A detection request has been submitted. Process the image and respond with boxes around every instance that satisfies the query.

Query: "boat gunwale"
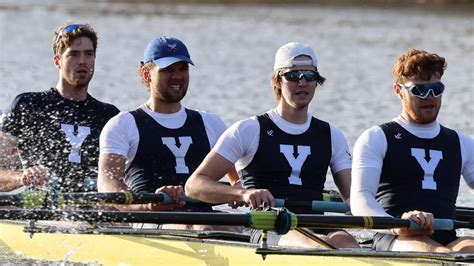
[1,219,473,264]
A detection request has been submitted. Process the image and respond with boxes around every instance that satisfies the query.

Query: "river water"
[0,0,473,262]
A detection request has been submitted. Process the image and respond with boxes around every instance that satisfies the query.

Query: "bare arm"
[224,167,241,187]
[98,153,183,211]
[0,132,22,191]
[97,153,129,193]
[332,168,351,205]
[185,150,274,209]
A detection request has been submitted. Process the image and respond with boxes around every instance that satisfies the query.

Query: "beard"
[159,87,188,103]
[65,71,93,88]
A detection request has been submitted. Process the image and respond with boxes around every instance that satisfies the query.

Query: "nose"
[170,70,182,79]
[425,89,436,99]
[78,53,87,65]
[298,76,308,86]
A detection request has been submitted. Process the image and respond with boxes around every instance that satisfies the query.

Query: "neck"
[56,81,88,101]
[147,98,182,114]
[400,113,415,124]
[399,114,437,127]
[276,103,308,124]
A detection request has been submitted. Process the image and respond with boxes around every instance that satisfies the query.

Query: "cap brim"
[153,56,194,69]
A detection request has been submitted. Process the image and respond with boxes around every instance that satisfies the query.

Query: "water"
[0,0,473,262]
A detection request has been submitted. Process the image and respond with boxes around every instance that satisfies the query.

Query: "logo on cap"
[143,36,194,69]
[167,43,178,52]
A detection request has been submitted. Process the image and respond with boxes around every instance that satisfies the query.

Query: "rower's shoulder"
[88,96,120,117]
[194,109,224,123]
[4,89,55,115]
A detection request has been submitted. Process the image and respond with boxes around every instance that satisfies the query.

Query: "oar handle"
[408,219,470,231]
[158,193,200,204]
[274,199,349,213]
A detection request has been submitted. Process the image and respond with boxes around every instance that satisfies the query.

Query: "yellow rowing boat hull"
[0,222,470,265]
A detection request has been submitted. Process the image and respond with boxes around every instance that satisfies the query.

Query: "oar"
[0,209,472,232]
[456,206,474,222]
[2,191,469,220]
[322,190,473,221]
[0,191,199,209]
[0,191,348,213]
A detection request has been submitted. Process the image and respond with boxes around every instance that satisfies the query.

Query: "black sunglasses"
[280,70,319,82]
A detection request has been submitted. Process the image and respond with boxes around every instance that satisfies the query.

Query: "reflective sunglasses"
[398,82,445,99]
[280,70,319,82]
[55,24,94,44]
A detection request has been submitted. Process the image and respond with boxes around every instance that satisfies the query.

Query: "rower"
[185,42,360,248]
[97,36,240,231]
[350,48,474,253]
[0,22,119,193]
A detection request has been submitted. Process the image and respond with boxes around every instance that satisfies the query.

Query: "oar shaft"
[0,191,199,208]
[0,192,346,213]
[0,209,251,226]
[0,209,471,230]
[456,207,474,222]
[65,192,171,204]
[0,195,19,206]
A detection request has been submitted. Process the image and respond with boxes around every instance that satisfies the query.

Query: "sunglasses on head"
[55,24,94,44]
[280,70,319,82]
[398,81,445,99]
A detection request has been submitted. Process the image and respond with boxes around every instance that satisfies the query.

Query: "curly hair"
[392,48,446,84]
[52,22,98,57]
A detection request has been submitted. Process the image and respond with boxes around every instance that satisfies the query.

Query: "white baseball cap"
[273,42,318,71]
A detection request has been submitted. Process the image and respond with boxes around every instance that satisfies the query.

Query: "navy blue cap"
[143,36,194,68]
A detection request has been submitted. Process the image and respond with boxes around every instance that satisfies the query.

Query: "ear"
[393,84,403,99]
[53,55,60,69]
[140,67,151,84]
[140,67,151,88]
[275,77,282,89]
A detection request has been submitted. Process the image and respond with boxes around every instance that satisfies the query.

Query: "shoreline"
[108,0,474,7]
[104,0,474,12]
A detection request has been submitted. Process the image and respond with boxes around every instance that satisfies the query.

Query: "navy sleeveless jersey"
[124,108,211,211]
[239,114,331,213]
[1,88,120,192]
[377,121,461,219]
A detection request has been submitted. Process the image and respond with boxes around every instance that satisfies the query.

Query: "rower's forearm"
[0,169,23,191]
[186,174,244,204]
[332,168,351,203]
[97,174,130,193]
[111,203,154,212]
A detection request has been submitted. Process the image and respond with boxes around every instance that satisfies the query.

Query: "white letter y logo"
[280,144,311,185]
[162,136,192,174]
[60,124,91,163]
[411,148,443,190]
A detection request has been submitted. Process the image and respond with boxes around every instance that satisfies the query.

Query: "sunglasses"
[280,70,319,82]
[55,24,94,44]
[398,82,445,99]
